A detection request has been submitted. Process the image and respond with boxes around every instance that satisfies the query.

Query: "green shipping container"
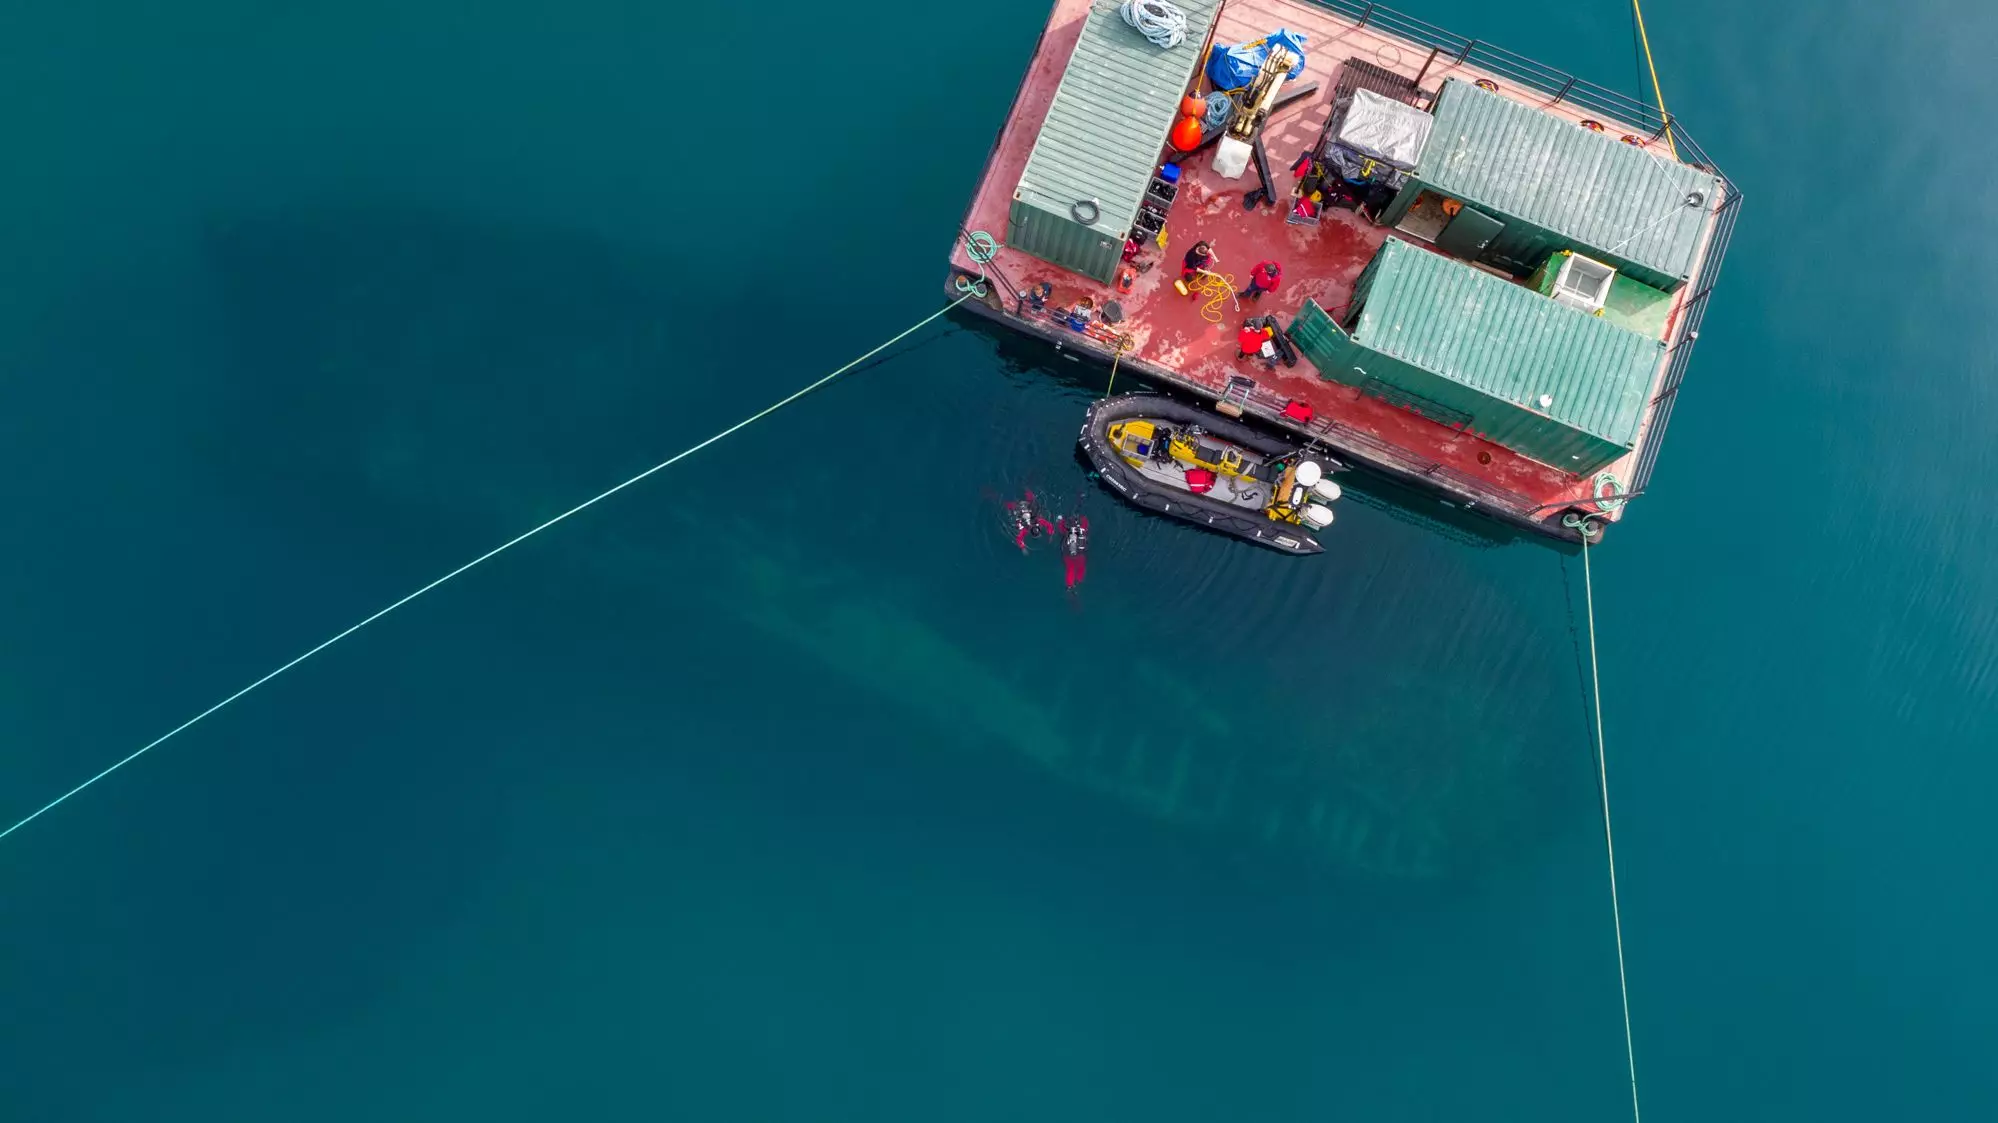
[1008,0,1221,283]
[1308,238,1663,475]
[1382,79,1719,291]
[1288,298,1360,373]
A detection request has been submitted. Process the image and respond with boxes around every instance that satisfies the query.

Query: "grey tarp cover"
[1330,88,1434,169]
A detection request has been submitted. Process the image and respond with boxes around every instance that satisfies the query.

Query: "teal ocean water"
[3,1,1993,1118]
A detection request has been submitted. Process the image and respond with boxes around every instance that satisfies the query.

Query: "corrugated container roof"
[1352,239,1661,447]
[1015,0,1222,237]
[1417,79,1718,284]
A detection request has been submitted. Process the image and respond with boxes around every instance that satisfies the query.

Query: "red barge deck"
[945,0,1738,544]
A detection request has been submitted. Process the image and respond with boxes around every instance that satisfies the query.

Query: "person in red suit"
[1239,259,1282,301]
[1054,509,1089,590]
[1005,489,1056,552]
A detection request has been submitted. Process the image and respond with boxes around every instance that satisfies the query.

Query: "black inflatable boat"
[1079,395,1343,556]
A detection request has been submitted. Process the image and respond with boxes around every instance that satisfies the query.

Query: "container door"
[1436,206,1505,261]
[1288,299,1361,384]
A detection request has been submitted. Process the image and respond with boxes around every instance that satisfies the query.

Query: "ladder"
[1215,375,1257,418]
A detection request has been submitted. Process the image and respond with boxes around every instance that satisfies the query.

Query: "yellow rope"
[1104,338,1127,396]
[1190,270,1237,323]
[1631,0,1677,159]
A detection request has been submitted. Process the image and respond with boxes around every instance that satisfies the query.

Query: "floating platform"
[945,0,1739,544]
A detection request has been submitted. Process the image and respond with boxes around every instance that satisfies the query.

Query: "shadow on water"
[192,202,1587,921]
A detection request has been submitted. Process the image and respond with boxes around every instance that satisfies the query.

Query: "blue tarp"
[1204,29,1308,90]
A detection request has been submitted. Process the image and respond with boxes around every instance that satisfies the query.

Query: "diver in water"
[1054,505,1089,590]
[1005,489,1056,552]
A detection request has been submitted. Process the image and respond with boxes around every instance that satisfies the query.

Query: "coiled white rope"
[1120,0,1187,49]
[0,294,972,846]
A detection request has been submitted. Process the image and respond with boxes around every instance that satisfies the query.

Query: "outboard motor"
[1292,463,1335,530]
[1289,459,1323,510]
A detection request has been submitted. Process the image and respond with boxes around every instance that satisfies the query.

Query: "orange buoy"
[1180,93,1208,118]
[1169,115,1203,152]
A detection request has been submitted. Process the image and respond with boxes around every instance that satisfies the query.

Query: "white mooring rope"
[1581,533,1643,1123]
[1120,0,1188,49]
[0,294,972,845]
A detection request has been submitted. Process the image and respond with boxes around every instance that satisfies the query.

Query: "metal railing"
[1299,0,1742,499]
[1310,414,1539,513]
[1629,185,1743,490]
[1224,374,1539,513]
[1303,0,1727,171]
[952,287,1552,523]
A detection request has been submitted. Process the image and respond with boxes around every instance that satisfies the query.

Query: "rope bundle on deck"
[1120,0,1187,49]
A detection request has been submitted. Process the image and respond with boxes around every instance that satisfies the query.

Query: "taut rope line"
[0,295,972,844]
[1581,532,1643,1123]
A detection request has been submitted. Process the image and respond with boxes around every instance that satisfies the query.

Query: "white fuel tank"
[1212,135,1253,180]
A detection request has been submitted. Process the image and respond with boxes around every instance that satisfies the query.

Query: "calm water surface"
[2,1,1993,1119]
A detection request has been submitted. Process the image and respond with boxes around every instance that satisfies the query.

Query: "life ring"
[1072,198,1101,225]
[1475,78,1498,92]
[1579,119,1605,132]
[1620,134,1644,146]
